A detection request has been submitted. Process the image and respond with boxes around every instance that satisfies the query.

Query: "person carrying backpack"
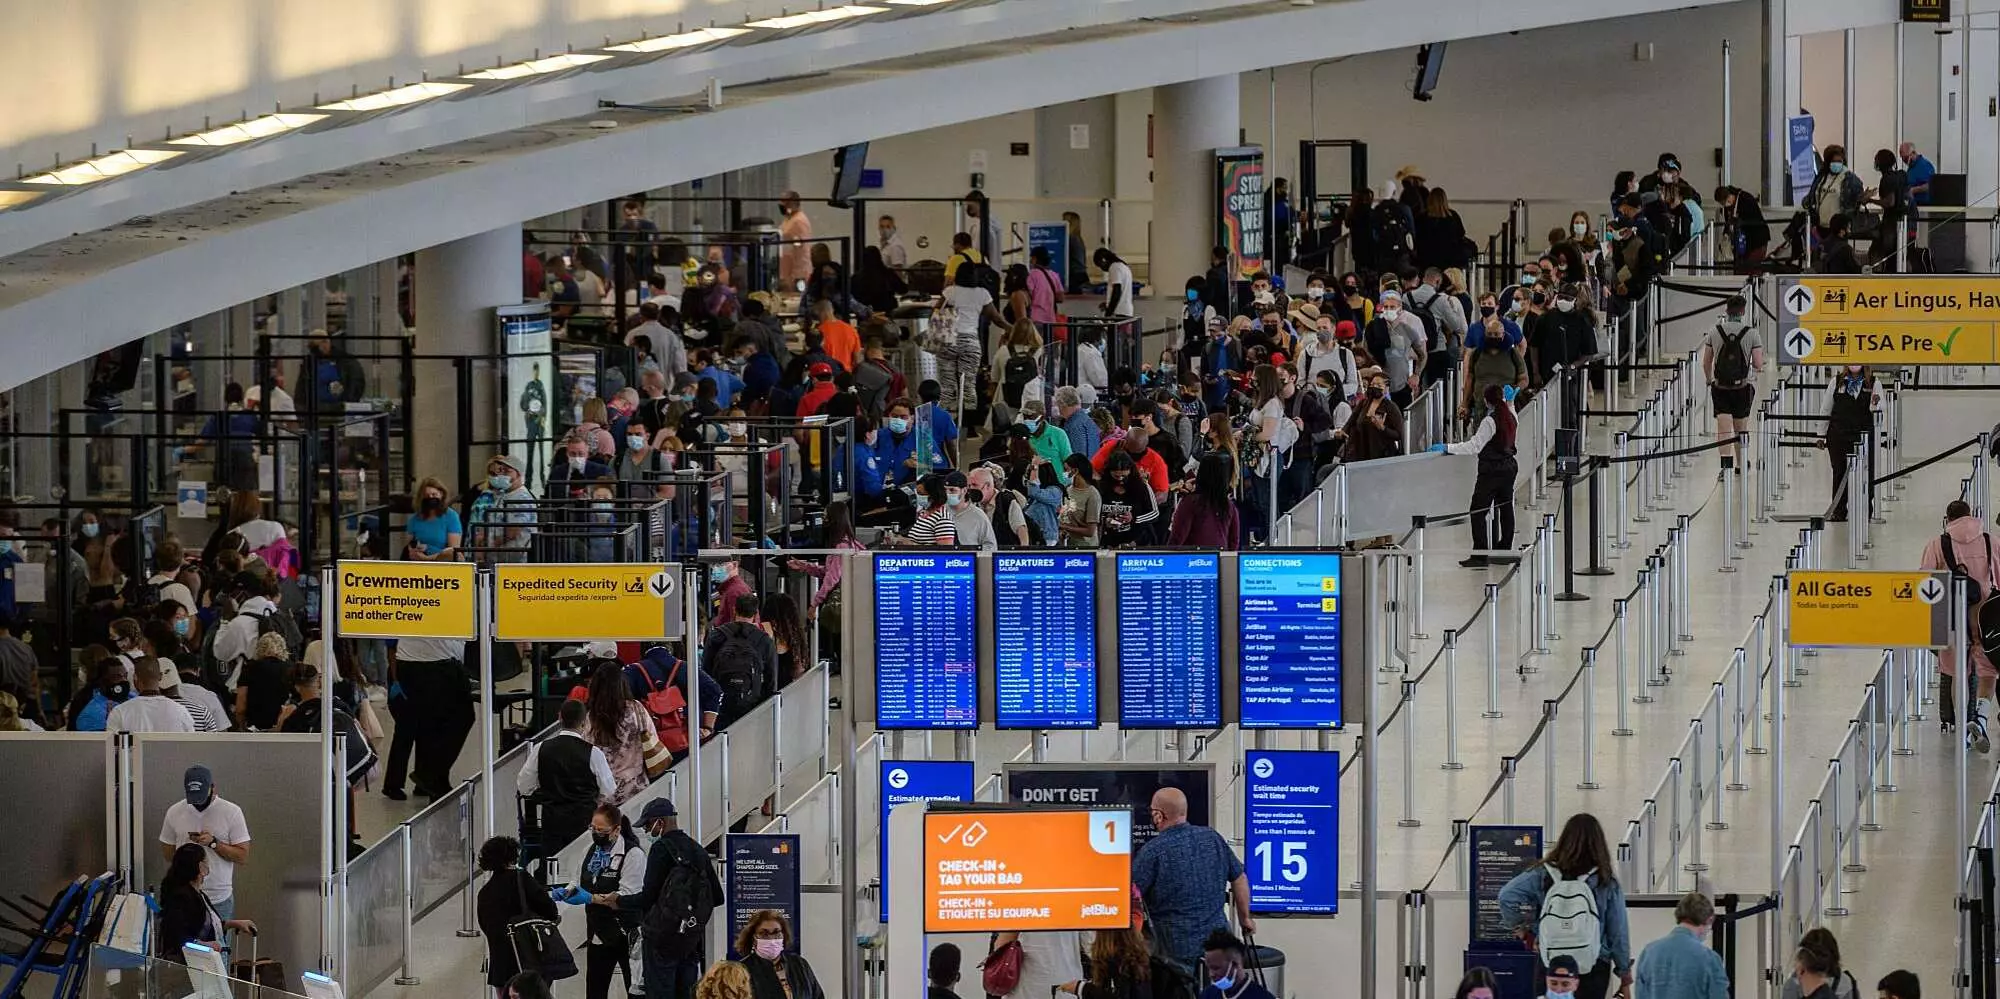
[1920,500,2000,751]
[594,798,721,999]
[1701,296,1764,480]
[209,571,299,688]
[1496,813,1631,999]
[701,593,779,727]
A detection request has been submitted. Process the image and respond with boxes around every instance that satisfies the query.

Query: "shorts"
[1710,383,1754,420]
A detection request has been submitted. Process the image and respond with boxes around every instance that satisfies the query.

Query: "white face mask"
[1555,298,1576,313]
[1573,222,1589,237]
[569,457,586,471]
[727,422,748,438]
[1381,308,1401,321]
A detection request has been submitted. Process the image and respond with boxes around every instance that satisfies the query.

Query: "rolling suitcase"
[228,927,288,999]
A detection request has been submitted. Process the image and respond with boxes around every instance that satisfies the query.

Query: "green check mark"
[1942,325,1965,357]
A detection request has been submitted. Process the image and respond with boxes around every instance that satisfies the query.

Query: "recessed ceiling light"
[745,5,887,29]
[317,81,473,113]
[463,52,614,81]
[606,26,754,53]
[168,113,329,147]
[23,149,184,186]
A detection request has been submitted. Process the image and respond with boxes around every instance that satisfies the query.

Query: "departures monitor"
[1237,553,1345,729]
[1115,553,1221,728]
[873,553,978,729]
[992,553,1099,729]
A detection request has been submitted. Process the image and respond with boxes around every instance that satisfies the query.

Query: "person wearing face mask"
[145,620,225,731]
[104,653,196,734]
[1341,369,1406,462]
[941,470,999,551]
[1807,145,1865,238]
[892,474,960,547]
[1364,289,1427,407]
[158,765,253,921]
[1409,267,1467,386]
[1199,930,1276,999]
[469,455,538,563]
[1465,320,1529,427]
[581,482,622,563]
[405,476,462,562]
[1327,273,1375,330]
[1820,364,1880,522]
[1714,185,1772,274]
[1304,320,1360,399]
[731,910,821,999]
[548,434,615,501]
[707,558,755,626]
[1633,893,1729,999]
[1015,398,1074,479]
[1096,449,1161,549]
[1526,283,1599,393]
[1433,384,1520,567]
[550,802,648,999]
[67,651,131,731]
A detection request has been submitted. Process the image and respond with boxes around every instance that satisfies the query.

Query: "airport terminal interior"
[7,1,2000,999]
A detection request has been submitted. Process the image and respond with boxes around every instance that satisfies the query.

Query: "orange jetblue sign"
[922,808,1133,933]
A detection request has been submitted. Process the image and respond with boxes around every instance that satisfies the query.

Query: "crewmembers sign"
[335,561,476,639]
[1778,277,2000,365]
[922,808,1132,933]
[1786,570,1950,649]
[493,563,682,641]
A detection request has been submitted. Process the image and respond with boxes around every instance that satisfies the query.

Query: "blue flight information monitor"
[1244,749,1341,915]
[993,553,1099,729]
[878,760,975,924]
[873,554,978,729]
[1238,554,1345,729]
[1115,553,1221,728]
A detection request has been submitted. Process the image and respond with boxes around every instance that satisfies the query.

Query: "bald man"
[1133,787,1254,974]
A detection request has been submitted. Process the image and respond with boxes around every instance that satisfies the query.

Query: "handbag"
[508,871,579,981]
[979,938,1022,996]
[640,714,673,779]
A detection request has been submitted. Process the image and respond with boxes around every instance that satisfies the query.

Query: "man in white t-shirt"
[105,656,195,734]
[159,765,253,919]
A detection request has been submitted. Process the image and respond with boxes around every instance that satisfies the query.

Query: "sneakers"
[1460,556,1490,568]
[1971,716,1991,754]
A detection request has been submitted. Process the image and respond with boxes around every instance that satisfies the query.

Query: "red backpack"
[571,662,689,753]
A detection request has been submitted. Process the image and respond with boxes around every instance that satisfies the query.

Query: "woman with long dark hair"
[1454,967,1500,999]
[1055,923,1151,998]
[556,804,649,999]
[759,593,810,684]
[1414,187,1470,272]
[1168,452,1240,548]
[581,661,652,802]
[1495,813,1631,999]
[1435,383,1519,568]
[157,842,256,957]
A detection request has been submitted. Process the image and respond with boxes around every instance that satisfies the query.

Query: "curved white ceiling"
[0,0,1737,393]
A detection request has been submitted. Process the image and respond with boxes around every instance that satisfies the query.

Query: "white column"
[1765,0,1788,204]
[413,224,520,480]
[1151,75,1241,299]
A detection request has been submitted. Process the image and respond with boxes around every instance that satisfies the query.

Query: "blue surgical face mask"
[0,540,11,557]
[710,565,730,582]
[914,495,931,511]
[946,492,964,508]
[886,417,910,434]
[1829,161,1846,174]
[80,523,100,539]
[489,474,511,490]
[174,618,191,636]
[1023,418,1041,432]
[1186,289,1201,302]
[627,435,648,451]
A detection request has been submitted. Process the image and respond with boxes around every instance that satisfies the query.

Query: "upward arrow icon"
[1787,287,1812,311]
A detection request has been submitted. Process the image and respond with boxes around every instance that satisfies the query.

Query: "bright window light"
[0,191,46,210]
[606,26,754,53]
[23,148,184,186]
[168,113,329,147]
[745,5,887,29]
[463,52,613,80]
[317,81,472,113]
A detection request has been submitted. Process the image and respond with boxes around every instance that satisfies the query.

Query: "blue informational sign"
[1238,554,1344,729]
[1028,221,1070,285]
[1243,749,1340,915]
[725,834,802,959]
[1787,114,1817,204]
[1468,825,1544,946]
[873,554,978,729]
[1115,553,1221,728]
[993,553,1098,729]
[879,760,976,924]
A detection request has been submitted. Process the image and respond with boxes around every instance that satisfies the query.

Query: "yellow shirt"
[942,247,983,284]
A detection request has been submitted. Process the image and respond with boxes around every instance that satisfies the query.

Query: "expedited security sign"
[1777,276,2000,365]
[1786,570,1950,649]
[335,560,476,639]
[493,562,682,641]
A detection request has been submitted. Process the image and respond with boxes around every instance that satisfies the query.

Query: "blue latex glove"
[548,886,571,901]
[560,891,590,907]
[1501,385,1518,403]
[1428,443,1448,454]
[388,682,405,701]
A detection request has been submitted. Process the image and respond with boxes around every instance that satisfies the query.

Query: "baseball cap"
[1657,153,1681,172]
[184,765,214,806]
[1335,320,1358,341]
[638,798,678,824]
[809,362,834,379]
[1546,956,1582,979]
[943,471,969,488]
[581,640,620,661]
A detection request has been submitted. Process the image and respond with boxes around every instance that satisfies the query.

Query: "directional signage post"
[492,562,683,641]
[1778,276,2000,366]
[1785,569,1950,648]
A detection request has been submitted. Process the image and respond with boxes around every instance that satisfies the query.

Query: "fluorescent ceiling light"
[606,26,754,53]
[317,81,472,112]
[463,52,613,80]
[23,148,184,186]
[745,5,887,29]
[168,113,329,147]
[0,191,47,210]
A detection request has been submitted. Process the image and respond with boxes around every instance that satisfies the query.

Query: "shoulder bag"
[508,870,579,981]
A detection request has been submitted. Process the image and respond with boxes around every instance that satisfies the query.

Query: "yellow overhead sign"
[493,563,682,641]
[1786,570,1949,649]
[1778,277,2000,365]
[335,561,477,640]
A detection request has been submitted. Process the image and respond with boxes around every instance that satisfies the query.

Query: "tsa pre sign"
[922,808,1132,933]
[1786,570,1949,649]
[335,561,476,639]
[493,563,682,641]
[1778,277,2000,365]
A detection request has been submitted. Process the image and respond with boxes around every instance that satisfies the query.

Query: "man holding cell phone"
[158,765,252,921]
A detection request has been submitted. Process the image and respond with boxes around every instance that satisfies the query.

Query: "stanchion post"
[1502,756,1518,823]
[1614,599,1635,734]
[1707,684,1729,830]
[1442,629,1464,770]
[1543,699,1559,834]
[1826,758,1851,917]
[1635,568,1658,701]
[1483,584,1504,718]
[1674,514,1694,644]
[1580,650,1602,789]
[1399,680,1421,828]
[395,824,420,985]
[1412,516,1429,640]
[1729,647,1752,789]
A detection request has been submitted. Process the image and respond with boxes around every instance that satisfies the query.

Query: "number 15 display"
[1243,749,1340,915]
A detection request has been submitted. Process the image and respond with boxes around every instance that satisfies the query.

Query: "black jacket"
[747,954,827,999]
[1527,309,1599,383]
[1413,211,1470,271]
[621,829,723,956]
[478,868,557,987]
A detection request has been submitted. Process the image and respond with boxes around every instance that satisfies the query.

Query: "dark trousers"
[398,658,473,797]
[381,694,416,793]
[1469,467,1517,553]
[1826,436,1872,520]
[642,947,703,999]
[1576,960,1614,999]
[585,925,635,999]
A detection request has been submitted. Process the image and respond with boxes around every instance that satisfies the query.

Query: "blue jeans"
[642,949,702,999]
[210,895,234,923]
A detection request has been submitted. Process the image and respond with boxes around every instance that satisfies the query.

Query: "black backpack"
[1371,201,1412,256]
[1713,324,1751,385]
[642,835,716,960]
[991,488,1045,548]
[1939,534,2000,662]
[708,623,768,716]
[248,607,304,661]
[1407,293,1445,353]
[1001,349,1039,408]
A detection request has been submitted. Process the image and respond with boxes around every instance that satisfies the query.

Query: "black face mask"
[1479,306,1497,318]
[1366,386,1386,399]
[421,496,444,514]
[592,832,615,848]
[103,681,131,701]
[965,488,984,505]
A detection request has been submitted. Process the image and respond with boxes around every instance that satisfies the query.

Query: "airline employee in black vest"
[520,698,617,864]
[1433,383,1519,568]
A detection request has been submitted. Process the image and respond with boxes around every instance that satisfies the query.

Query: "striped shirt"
[905,510,958,546]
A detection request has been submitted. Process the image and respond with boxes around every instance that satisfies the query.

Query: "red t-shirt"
[798,381,839,418]
[1090,440,1170,496]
